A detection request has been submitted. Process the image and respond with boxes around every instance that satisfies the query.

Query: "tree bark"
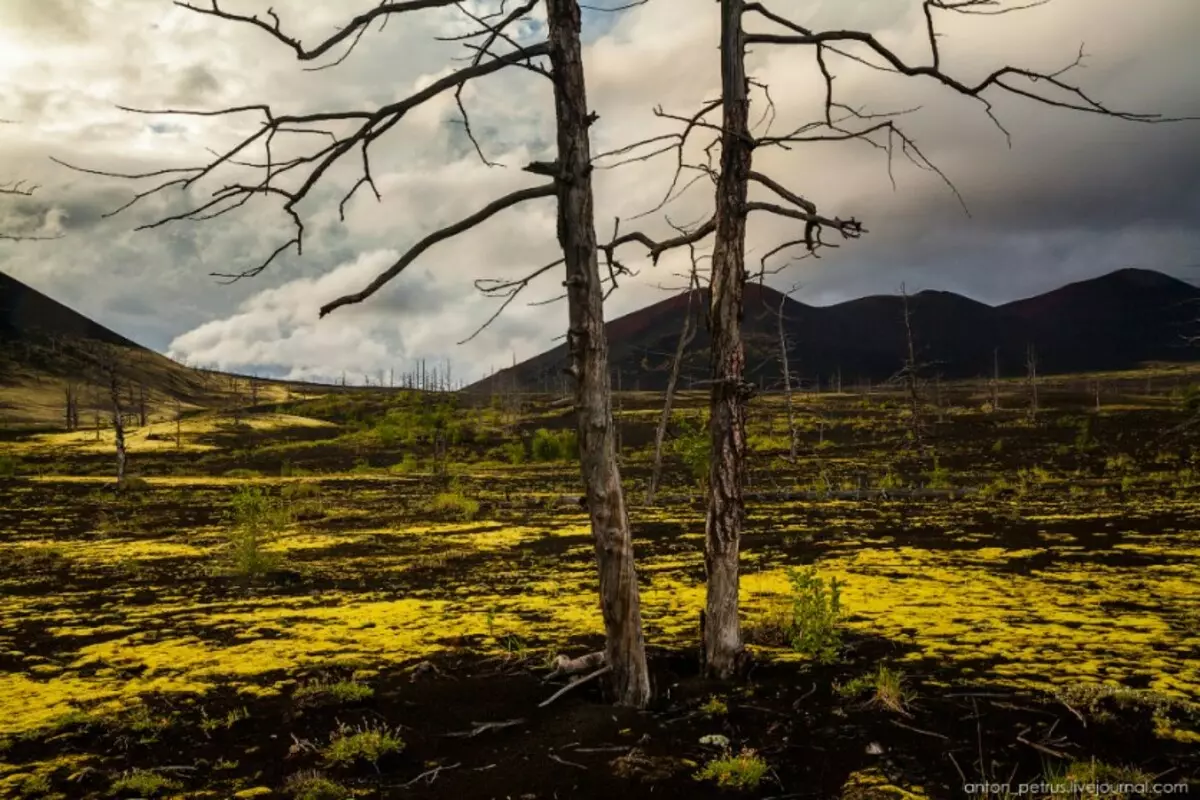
[703,0,753,679]
[545,0,650,708]
[647,278,699,505]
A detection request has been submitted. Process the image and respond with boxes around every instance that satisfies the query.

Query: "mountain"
[0,271,235,427]
[468,268,1200,393]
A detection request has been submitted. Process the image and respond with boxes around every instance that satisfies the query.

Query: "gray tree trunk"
[545,0,651,707]
[703,0,753,679]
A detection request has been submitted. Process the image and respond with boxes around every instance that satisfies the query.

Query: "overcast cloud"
[1,0,1197,383]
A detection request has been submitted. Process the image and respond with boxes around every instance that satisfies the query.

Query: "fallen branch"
[400,762,461,787]
[444,718,526,738]
[538,665,612,708]
[548,753,588,770]
[891,719,949,740]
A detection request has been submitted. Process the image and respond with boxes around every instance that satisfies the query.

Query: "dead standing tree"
[605,0,1189,678]
[62,0,659,708]
[646,245,705,505]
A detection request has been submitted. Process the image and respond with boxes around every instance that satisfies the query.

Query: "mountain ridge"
[469,267,1200,393]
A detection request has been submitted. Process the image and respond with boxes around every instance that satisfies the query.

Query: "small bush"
[0,453,21,478]
[323,723,404,767]
[785,566,843,663]
[694,748,768,790]
[225,486,288,577]
[427,491,480,520]
[671,419,710,488]
[503,440,526,465]
[926,458,953,490]
[530,428,578,462]
[110,769,181,796]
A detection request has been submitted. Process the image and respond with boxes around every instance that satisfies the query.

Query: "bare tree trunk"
[703,0,753,679]
[900,284,924,448]
[1093,380,1101,412]
[991,346,1001,411]
[776,292,798,459]
[648,275,699,504]
[175,397,182,449]
[1026,343,1039,419]
[546,0,650,708]
[109,368,126,488]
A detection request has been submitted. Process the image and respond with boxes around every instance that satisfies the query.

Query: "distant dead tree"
[894,284,928,450]
[768,281,803,460]
[603,0,1190,678]
[647,246,704,505]
[65,0,675,708]
[991,346,1001,411]
[1026,342,1039,419]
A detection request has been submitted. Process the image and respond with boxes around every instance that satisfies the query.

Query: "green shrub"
[427,491,480,520]
[671,419,710,488]
[225,486,288,577]
[785,566,843,663]
[0,453,20,478]
[926,457,953,489]
[530,428,578,462]
[503,440,526,465]
[223,468,262,478]
[388,452,421,474]
[110,769,181,796]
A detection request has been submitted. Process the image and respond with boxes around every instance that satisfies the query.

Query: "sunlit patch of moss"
[693,747,768,790]
[284,770,350,800]
[322,722,404,767]
[293,680,373,706]
[840,768,929,799]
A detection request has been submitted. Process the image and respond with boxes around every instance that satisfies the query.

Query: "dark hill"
[469,268,1200,393]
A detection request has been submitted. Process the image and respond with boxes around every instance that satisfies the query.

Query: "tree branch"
[319,182,557,317]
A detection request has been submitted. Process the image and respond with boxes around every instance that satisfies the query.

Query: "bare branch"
[462,256,565,345]
[743,1,1195,128]
[174,0,461,66]
[320,182,557,317]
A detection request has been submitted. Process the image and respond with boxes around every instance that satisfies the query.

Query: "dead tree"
[647,253,703,505]
[174,397,182,449]
[1026,342,1039,419]
[67,0,666,708]
[64,383,80,431]
[109,366,127,488]
[991,346,1001,411]
[770,282,803,459]
[896,284,927,449]
[602,0,1186,678]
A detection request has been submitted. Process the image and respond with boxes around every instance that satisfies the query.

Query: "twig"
[548,753,588,770]
[400,762,461,787]
[891,719,949,740]
[443,718,526,738]
[538,665,612,708]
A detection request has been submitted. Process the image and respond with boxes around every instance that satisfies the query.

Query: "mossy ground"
[0,377,1197,798]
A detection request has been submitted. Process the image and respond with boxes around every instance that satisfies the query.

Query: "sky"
[1,0,1198,384]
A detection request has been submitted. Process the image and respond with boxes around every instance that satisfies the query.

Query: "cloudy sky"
[1,0,1198,384]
